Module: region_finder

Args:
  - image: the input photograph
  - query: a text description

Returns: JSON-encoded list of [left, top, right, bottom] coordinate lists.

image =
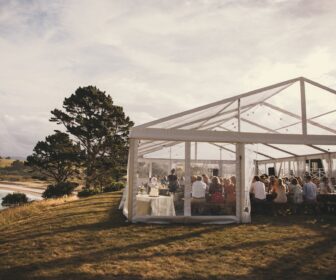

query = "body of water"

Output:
[[0, 189, 42, 210]]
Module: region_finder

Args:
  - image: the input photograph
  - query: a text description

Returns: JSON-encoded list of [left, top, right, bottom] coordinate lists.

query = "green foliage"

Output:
[[1, 192, 28, 206], [26, 131, 82, 183], [9, 160, 25, 170], [42, 182, 79, 198], [103, 181, 126, 193], [50, 86, 134, 188], [77, 188, 100, 197]]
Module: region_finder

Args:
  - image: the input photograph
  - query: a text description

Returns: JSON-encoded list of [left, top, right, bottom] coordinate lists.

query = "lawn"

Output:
[[0, 192, 335, 280]]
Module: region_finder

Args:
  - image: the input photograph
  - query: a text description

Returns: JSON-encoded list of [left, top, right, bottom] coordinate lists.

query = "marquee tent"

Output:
[[121, 77, 336, 224]]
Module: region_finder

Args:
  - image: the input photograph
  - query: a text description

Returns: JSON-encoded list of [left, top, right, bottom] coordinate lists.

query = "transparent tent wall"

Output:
[[134, 141, 185, 218], [190, 142, 237, 217], [133, 140, 239, 220]]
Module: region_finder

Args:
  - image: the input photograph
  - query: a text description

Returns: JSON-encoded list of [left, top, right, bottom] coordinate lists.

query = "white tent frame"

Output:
[[126, 77, 336, 224]]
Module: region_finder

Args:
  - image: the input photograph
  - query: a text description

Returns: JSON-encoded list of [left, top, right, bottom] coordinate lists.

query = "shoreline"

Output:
[[0, 181, 46, 196]]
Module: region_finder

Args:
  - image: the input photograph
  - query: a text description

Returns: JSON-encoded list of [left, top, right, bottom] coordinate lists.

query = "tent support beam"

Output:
[[256, 152, 336, 165], [131, 127, 336, 145], [127, 139, 138, 222], [137, 78, 299, 129], [263, 102, 336, 134], [304, 77, 336, 95], [263, 144, 298, 157], [211, 143, 274, 159], [300, 78, 308, 135], [184, 141, 191, 216]]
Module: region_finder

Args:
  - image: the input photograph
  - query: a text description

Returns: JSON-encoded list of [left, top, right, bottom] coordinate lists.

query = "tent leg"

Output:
[[184, 141, 191, 216], [128, 139, 139, 222]]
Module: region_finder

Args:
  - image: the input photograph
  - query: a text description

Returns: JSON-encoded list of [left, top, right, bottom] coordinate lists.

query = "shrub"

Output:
[[42, 182, 78, 198], [2, 192, 28, 206], [103, 181, 126, 193], [77, 188, 100, 197]]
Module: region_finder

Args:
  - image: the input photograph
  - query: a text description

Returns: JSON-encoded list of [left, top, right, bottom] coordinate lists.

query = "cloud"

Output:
[[0, 0, 336, 156]]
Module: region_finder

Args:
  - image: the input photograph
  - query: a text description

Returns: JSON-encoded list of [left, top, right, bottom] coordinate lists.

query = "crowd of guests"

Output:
[[250, 173, 335, 206], [161, 169, 236, 205], [190, 174, 236, 204], [147, 168, 334, 216]]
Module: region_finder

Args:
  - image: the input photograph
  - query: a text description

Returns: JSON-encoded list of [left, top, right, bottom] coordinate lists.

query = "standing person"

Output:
[[202, 174, 210, 189], [192, 176, 206, 200], [224, 177, 236, 214], [250, 176, 266, 214], [261, 174, 270, 193], [168, 169, 179, 193], [274, 178, 287, 203], [303, 175, 317, 203], [209, 176, 224, 203], [289, 178, 303, 204], [319, 177, 331, 194], [250, 176, 266, 201]]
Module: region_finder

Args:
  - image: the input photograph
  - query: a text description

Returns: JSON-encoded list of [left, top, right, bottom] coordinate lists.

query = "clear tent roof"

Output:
[[135, 77, 336, 160]]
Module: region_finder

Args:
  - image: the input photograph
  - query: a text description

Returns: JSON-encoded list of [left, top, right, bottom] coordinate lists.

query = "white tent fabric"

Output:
[[124, 77, 336, 224]]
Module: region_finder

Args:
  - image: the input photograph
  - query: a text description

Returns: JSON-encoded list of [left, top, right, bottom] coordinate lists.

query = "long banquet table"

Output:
[[136, 194, 176, 216]]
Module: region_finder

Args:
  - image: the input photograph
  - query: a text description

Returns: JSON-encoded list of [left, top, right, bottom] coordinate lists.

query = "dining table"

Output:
[[136, 194, 176, 216]]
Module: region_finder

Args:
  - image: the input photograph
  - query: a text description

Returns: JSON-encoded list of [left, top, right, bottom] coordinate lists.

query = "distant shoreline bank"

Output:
[[0, 181, 46, 196]]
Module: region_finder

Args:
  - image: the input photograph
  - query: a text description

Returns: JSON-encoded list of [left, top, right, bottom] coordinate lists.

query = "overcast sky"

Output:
[[1, 0, 336, 157]]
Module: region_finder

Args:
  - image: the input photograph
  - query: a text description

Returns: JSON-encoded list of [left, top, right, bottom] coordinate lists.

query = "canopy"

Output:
[[124, 77, 336, 224]]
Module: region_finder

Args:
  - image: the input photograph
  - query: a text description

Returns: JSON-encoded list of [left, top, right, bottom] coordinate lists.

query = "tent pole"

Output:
[[149, 161, 152, 178], [219, 148, 223, 177], [195, 142, 197, 161], [128, 139, 139, 222], [301, 77, 308, 136], [184, 141, 191, 216], [238, 99, 241, 132], [328, 153, 332, 185], [236, 143, 245, 223]]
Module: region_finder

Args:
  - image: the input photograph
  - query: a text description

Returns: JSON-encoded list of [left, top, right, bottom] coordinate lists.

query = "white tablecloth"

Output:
[[136, 194, 176, 216]]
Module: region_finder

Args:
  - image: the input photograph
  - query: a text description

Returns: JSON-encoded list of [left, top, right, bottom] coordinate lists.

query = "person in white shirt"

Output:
[[192, 176, 206, 199], [250, 175, 266, 201]]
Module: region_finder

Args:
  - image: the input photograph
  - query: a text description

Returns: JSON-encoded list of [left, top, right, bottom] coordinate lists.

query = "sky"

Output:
[[1, 0, 336, 158]]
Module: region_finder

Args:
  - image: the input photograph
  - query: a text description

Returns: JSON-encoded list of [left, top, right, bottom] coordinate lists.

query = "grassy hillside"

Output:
[[0, 193, 335, 280], [0, 158, 14, 168]]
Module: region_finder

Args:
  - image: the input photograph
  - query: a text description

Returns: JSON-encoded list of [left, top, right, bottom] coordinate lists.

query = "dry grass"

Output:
[[0, 192, 335, 280], [0, 159, 14, 168]]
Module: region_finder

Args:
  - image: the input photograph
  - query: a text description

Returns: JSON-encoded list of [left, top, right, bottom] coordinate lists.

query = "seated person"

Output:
[[191, 175, 206, 201], [250, 176, 266, 201], [303, 175, 317, 203], [274, 178, 287, 203], [209, 176, 224, 203]]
